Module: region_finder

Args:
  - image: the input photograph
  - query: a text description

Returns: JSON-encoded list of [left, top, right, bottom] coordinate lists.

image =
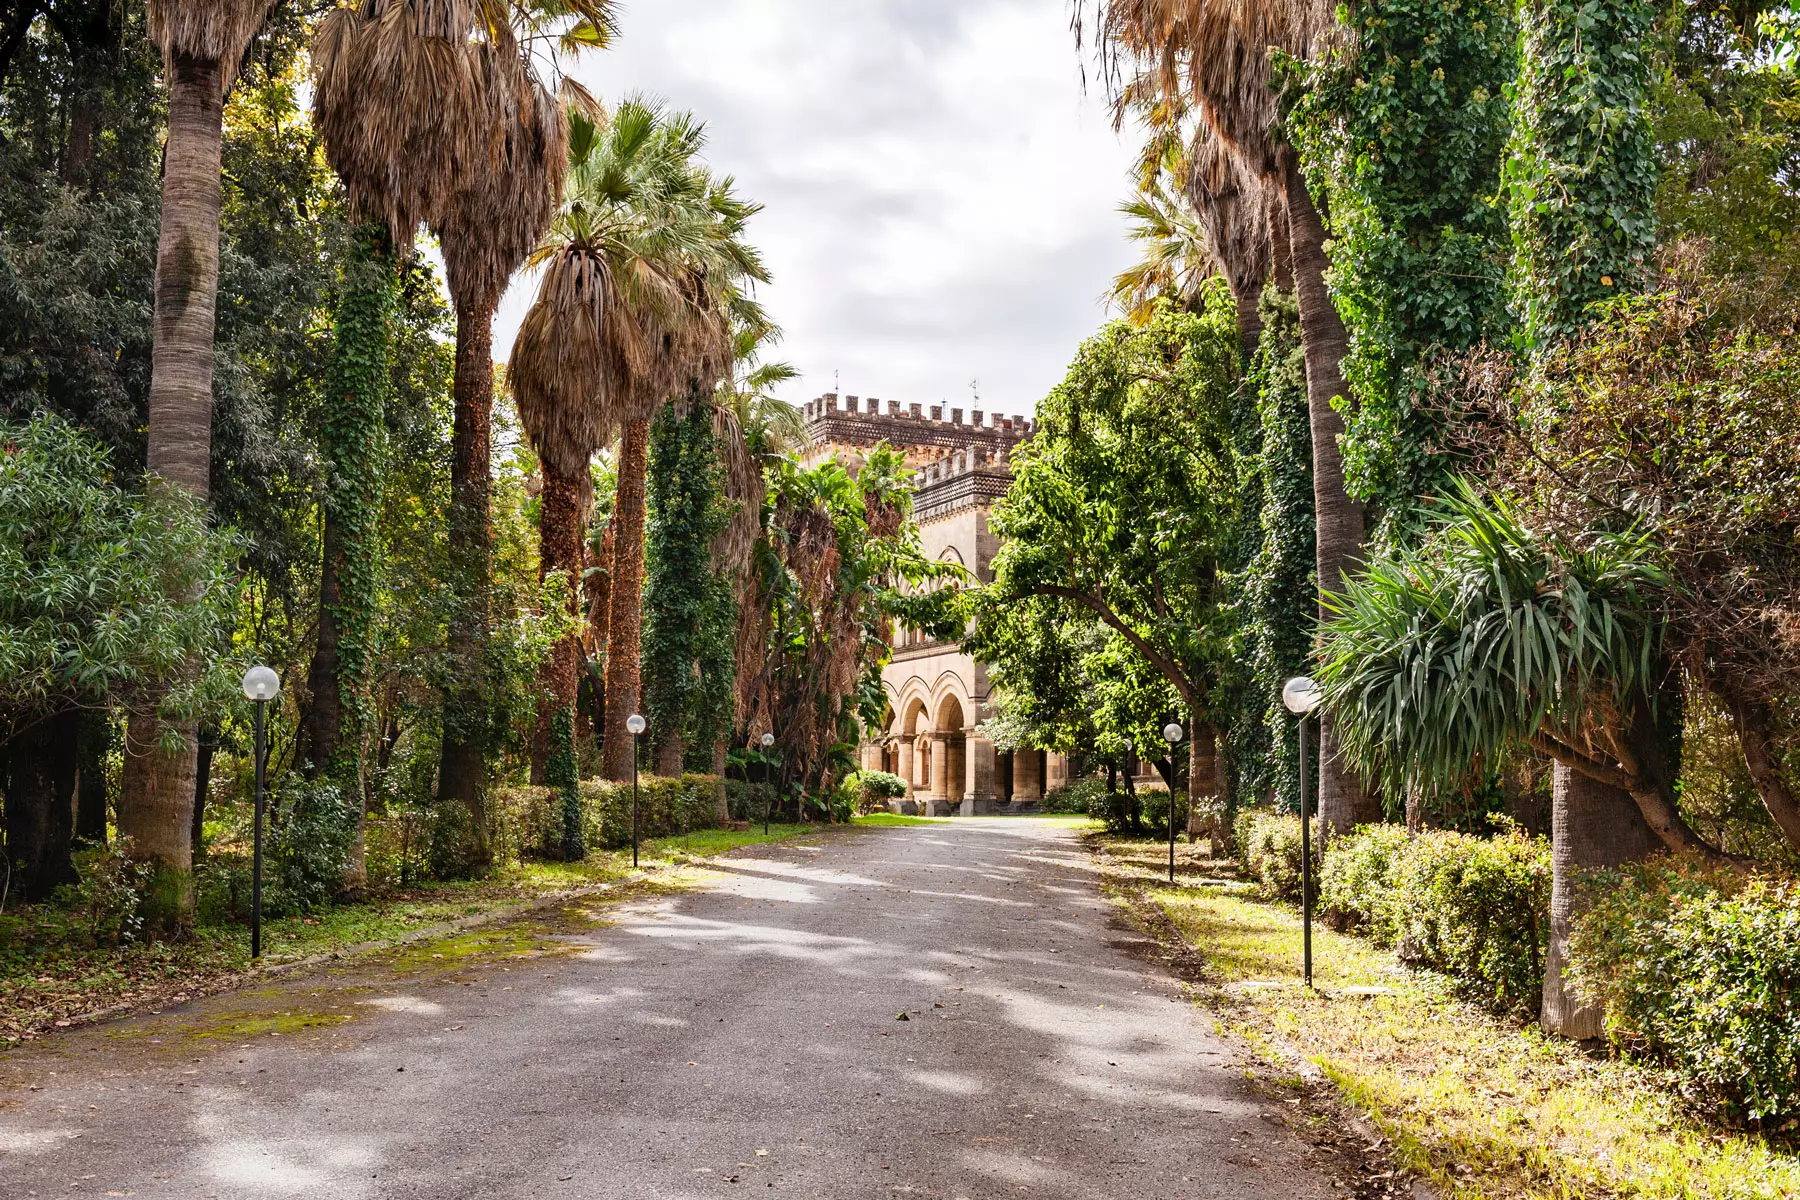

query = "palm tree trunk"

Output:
[[601, 416, 650, 782], [531, 457, 587, 782], [434, 298, 496, 875], [1281, 149, 1379, 839], [120, 51, 227, 933], [1541, 763, 1660, 1037], [586, 519, 615, 746]]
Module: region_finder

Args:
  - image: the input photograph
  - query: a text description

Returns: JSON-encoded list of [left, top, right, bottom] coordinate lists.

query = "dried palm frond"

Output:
[[311, 0, 487, 245], [509, 245, 636, 476], [709, 400, 763, 579], [435, 36, 566, 310], [148, 0, 276, 83], [1184, 119, 1269, 306]]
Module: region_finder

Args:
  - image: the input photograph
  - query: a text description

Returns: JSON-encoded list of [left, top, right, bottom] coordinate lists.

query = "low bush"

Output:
[[1137, 788, 1189, 839], [724, 778, 776, 823], [845, 770, 908, 814], [1569, 860, 1800, 1124], [1233, 809, 1312, 901], [494, 774, 723, 855], [1043, 777, 1103, 814], [1318, 822, 1411, 936]]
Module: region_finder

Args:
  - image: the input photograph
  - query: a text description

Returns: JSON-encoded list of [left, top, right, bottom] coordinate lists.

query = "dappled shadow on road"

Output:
[[0, 819, 1333, 1200]]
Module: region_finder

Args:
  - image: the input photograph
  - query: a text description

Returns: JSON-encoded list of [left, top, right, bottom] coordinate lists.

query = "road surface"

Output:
[[1, 818, 1335, 1199]]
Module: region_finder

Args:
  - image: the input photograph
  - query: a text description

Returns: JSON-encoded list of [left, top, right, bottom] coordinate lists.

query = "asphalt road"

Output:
[[0, 818, 1335, 1199]]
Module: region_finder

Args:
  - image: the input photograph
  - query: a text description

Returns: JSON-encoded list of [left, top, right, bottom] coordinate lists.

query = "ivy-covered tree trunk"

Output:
[[305, 224, 396, 893], [1508, 0, 1659, 350], [1280, 153, 1379, 837], [601, 416, 651, 782], [531, 457, 587, 784], [433, 298, 496, 876]]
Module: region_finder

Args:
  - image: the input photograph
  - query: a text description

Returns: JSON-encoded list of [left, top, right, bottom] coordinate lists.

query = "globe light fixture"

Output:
[[760, 731, 775, 748], [626, 713, 647, 735], [240, 666, 279, 959], [1282, 676, 1322, 987], [1282, 675, 1323, 716], [759, 731, 777, 832], [1162, 722, 1183, 744]]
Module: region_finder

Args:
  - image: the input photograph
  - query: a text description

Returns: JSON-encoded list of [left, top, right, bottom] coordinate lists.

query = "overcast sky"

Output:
[[490, 0, 1141, 422]]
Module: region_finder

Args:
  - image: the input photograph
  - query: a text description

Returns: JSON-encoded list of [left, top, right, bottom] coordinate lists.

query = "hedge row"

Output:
[[1570, 860, 1800, 1124], [493, 774, 724, 859], [1227, 810, 1798, 1122]]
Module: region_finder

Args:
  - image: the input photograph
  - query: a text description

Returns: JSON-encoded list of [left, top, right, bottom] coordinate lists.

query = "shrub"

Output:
[[1043, 777, 1104, 814], [267, 777, 357, 912], [494, 774, 724, 856], [725, 779, 776, 823], [850, 770, 908, 813], [1319, 822, 1412, 936], [1570, 860, 1800, 1123], [1385, 829, 1549, 1014], [1138, 788, 1190, 839], [1234, 809, 1313, 901], [53, 841, 152, 946]]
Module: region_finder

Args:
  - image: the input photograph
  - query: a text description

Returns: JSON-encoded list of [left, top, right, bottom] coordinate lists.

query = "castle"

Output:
[[797, 393, 1072, 814]]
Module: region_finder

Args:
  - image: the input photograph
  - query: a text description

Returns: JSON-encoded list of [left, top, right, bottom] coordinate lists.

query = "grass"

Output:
[[0, 816, 874, 1049], [1095, 834, 1800, 1200]]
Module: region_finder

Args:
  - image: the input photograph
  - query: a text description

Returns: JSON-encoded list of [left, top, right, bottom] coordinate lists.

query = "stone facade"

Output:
[[798, 393, 1070, 815]]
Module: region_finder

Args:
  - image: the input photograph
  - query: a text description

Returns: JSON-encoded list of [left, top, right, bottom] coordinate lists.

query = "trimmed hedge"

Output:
[[724, 779, 776, 823], [1570, 861, 1800, 1123], [1043, 778, 1103, 815], [845, 770, 908, 814], [1232, 810, 1314, 900], [493, 774, 723, 858]]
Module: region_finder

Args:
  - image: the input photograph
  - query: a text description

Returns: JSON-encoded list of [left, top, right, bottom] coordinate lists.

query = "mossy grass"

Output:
[[1094, 834, 1800, 1199], [1, 817, 889, 1048]]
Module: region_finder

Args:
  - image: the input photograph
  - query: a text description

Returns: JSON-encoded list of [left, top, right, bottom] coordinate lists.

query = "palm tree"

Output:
[[1083, 0, 1377, 833], [120, 0, 276, 932], [509, 100, 757, 783]]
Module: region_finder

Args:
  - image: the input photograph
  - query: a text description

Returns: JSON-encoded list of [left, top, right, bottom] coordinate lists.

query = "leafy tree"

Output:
[[971, 293, 1243, 828], [0, 416, 239, 900]]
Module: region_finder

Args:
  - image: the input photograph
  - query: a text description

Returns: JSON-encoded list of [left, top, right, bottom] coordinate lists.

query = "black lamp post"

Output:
[[240, 665, 280, 960], [760, 731, 775, 834], [626, 713, 646, 868], [1283, 675, 1323, 989], [1161, 722, 1184, 883]]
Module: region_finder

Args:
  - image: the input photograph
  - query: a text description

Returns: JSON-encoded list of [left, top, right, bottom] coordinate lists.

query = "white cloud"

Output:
[[491, 0, 1141, 420]]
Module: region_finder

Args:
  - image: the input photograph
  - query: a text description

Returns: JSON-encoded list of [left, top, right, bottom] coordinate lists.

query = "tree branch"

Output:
[[1020, 584, 1198, 706], [1730, 696, 1800, 852]]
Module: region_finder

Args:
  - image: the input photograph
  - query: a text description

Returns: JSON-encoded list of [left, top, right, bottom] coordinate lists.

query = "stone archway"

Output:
[[927, 694, 966, 816]]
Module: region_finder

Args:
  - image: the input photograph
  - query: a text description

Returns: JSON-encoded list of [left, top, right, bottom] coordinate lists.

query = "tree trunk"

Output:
[[586, 518, 616, 746], [121, 52, 227, 933], [713, 736, 729, 823], [190, 722, 216, 858], [4, 710, 81, 902], [1281, 149, 1377, 839], [601, 417, 650, 782], [655, 734, 684, 778], [531, 457, 587, 783], [433, 298, 496, 876], [1188, 718, 1219, 845], [74, 709, 110, 845], [305, 510, 345, 777], [1732, 697, 1800, 851], [1541, 763, 1660, 1038]]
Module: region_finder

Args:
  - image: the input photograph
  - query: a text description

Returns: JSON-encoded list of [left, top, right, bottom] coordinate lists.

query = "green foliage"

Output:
[[1044, 777, 1106, 815], [1231, 809, 1314, 901], [545, 705, 585, 861], [643, 399, 734, 760], [724, 778, 776, 823], [973, 293, 1244, 765], [1287, 0, 1516, 521], [1570, 859, 1800, 1122], [1233, 289, 1315, 813], [0, 415, 242, 733], [1506, 0, 1660, 350], [495, 775, 724, 855], [268, 776, 358, 913], [1325, 823, 1550, 1013], [1317, 484, 1666, 804], [845, 769, 907, 814], [318, 221, 398, 781], [51, 842, 154, 947]]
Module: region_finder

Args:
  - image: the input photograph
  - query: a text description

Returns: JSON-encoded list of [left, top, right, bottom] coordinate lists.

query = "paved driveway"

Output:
[[0, 818, 1334, 1199]]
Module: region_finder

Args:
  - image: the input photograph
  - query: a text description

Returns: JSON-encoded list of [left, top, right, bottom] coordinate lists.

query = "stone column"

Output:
[[897, 736, 916, 789], [928, 734, 951, 815], [860, 743, 883, 772], [1046, 752, 1070, 792], [961, 734, 1000, 815], [1012, 748, 1042, 805]]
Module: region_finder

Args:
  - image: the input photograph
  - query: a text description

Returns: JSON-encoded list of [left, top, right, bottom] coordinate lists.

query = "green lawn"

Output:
[[0, 817, 872, 1049], [1095, 835, 1800, 1200]]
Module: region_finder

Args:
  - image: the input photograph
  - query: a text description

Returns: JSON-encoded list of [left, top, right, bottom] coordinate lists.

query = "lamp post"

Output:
[[760, 731, 775, 834], [626, 713, 647, 868], [1161, 723, 1184, 883], [240, 665, 280, 960], [1282, 676, 1323, 989]]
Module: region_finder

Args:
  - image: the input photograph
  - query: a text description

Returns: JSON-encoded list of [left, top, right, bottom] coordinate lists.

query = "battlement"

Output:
[[801, 391, 1036, 438], [911, 444, 1014, 523], [799, 393, 1035, 472]]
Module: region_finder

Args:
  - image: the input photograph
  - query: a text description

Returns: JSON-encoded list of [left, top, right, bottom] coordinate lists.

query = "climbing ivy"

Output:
[[643, 399, 733, 765], [546, 704, 585, 860], [1287, 0, 1516, 531], [1505, 0, 1660, 351], [320, 221, 397, 788], [1232, 289, 1316, 814]]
